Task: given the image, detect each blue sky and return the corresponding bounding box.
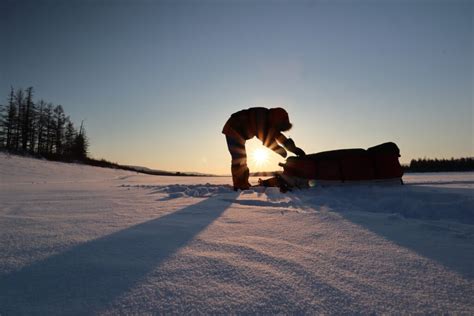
[1,0,472,174]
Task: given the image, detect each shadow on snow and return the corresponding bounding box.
[0,193,239,315]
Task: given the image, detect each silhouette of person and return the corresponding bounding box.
[222,107,305,190]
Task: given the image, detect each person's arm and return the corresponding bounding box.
[266,138,287,158]
[275,133,306,156]
[262,132,287,158]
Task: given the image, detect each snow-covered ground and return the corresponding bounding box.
[0,153,473,314]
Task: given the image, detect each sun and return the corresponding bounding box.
[251,147,269,167]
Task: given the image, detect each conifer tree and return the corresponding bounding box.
[22,87,35,151]
[64,116,76,158]
[35,100,46,154]
[3,87,18,149]
[53,105,65,155]
[44,103,54,155]
[72,121,88,160]
[14,88,24,150]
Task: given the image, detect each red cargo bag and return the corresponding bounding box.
[367,142,403,179]
[282,142,403,182]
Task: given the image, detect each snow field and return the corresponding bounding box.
[0,153,473,314]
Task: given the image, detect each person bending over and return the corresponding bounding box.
[222,107,305,190]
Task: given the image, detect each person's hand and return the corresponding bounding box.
[294,147,306,156]
[283,138,305,156]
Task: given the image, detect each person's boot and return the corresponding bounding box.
[231,164,250,190]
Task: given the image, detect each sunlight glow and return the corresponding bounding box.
[251,147,269,167]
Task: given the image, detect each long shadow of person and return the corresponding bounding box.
[0,192,239,315]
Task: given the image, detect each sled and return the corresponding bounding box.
[259,142,404,191]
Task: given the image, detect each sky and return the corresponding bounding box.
[1,0,472,175]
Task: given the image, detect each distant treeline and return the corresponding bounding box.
[0,87,211,177]
[405,157,474,172]
[0,87,88,161]
[84,158,207,177]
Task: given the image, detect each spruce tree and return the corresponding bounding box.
[4,87,18,149]
[53,105,65,155]
[14,88,24,150]
[64,116,76,158]
[22,87,35,152]
[44,103,54,155]
[35,100,46,154]
[72,121,88,160]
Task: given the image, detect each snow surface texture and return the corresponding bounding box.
[0,153,473,314]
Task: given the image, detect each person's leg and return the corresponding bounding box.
[226,136,250,190]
